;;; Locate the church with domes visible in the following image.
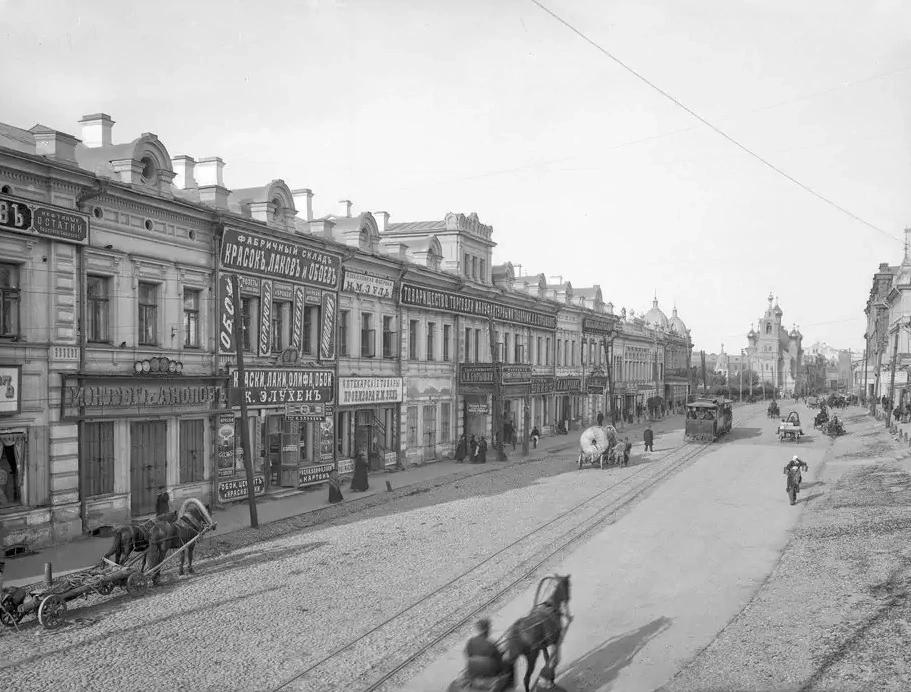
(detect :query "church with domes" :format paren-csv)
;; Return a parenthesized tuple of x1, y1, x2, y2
(745, 294, 803, 395)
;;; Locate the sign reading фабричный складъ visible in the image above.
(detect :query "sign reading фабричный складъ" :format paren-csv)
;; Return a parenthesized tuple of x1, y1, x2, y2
(400, 282, 556, 330)
(220, 228, 340, 289)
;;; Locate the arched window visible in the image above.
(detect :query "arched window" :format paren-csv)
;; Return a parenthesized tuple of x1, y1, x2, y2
(766, 322, 772, 334)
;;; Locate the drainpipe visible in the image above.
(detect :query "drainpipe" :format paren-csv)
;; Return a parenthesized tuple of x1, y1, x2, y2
(395, 265, 408, 469)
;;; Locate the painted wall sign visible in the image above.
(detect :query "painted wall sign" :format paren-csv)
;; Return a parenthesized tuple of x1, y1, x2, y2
(457, 364, 532, 387)
(0, 365, 21, 415)
(238, 275, 261, 294)
(61, 375, 226, 420)
(217, 274, 237, 354)
(229, 368, 334, 406)
(342, 270, 395, 298)
(215, 413, 236, 477)
(284, 402, 331, 421)
(582, 316, 616, 335)
(555, 377, 582, 393)
(466, 402, 490, 415)
(531, 377, 555, 395)
(320, 291, 337, 360)
(338, 377, 403, 406)
(0, 193, 89, 244)
(298, 462, 334, 488)
(273, 283, 294, 301)
(220, 227, 340, 289)
(400, 282, 556, 330)
(217, 475, 265, 503)
(258, 279, 273, 356)
(501, 365, 532, 384)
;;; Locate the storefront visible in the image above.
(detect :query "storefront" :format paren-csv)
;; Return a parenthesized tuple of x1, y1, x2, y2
(555, 376, 582, 430)
(336, 376, 402, 472)
(222, 367, 336, 501)
(530, 376, 554, 431)
(585, 375, 607, 424)
(459, 364, 531, 444)
(61, 371, 226, 530)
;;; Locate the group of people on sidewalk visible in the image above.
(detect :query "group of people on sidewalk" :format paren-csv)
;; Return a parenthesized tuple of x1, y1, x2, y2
(454, 434, 489, 463)
(327, 449, 371, 504)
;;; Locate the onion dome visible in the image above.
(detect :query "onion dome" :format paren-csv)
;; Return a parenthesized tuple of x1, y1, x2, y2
(747, 324, 756, 339)
(669, 306, 687, 334)
(644, 298, 669, 329)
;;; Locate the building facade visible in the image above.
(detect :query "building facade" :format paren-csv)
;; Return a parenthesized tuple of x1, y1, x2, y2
(744, 294, 803, 396)
(0, 111, 694, 549)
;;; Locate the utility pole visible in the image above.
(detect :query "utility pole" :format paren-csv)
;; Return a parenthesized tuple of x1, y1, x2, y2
(230, 274, 259, 529)
(862, 337, 870, 407)
(606, 333, 617, 426)
(487, 314, 507, 461)
(700, 350, 707, 394)
(888, 329, 899, 427)
(739, 349, 744, 403)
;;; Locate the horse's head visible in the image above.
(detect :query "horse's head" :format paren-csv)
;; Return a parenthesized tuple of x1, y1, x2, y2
(179, 498, 216, 532)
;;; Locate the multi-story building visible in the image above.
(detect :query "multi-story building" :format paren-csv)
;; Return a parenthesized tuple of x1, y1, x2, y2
(744, 294, 803, 396)
(0, 110, 695, 549)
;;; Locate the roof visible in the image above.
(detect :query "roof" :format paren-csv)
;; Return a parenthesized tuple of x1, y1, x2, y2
(385, 220, 446, 233)
(0, 122, 36, 154)
(688, 398, 733, 407)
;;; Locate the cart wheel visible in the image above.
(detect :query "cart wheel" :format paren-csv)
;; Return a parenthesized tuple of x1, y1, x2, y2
(38, 594, 67, 630)
(1, 600, 22, 627)
(126, 572, 150, 597)
(97, 581, 115, 596)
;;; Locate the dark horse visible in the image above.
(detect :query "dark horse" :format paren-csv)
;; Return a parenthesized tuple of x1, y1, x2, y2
(503, 575, 572, 692)
(102, 511, 177, 567)
(146, 499, 215, 582)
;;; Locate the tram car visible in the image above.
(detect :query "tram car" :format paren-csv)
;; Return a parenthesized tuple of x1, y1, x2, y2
(685, 397, 733, 442)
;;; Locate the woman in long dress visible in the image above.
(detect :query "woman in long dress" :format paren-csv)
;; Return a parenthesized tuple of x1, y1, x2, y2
(328, 469, 344, 503)
(350, 450, 370, 492)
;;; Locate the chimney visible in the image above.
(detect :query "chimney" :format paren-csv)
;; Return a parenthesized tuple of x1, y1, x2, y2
(292, 188, 313, 221)
(79, 113, 114, 148)
(338, 200, 352, 218)
(195, 157, 225, 187)
(171, 155, 196, 189)
(196, 157, 228, 209)
(373, 211, 389, 233)
(29, 125, 80, 163)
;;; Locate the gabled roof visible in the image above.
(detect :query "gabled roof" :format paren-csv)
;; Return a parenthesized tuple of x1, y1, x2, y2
(0, 123, 36, 153)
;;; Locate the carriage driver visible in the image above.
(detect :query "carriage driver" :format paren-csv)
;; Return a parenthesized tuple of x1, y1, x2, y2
(464, 618, 509, 682)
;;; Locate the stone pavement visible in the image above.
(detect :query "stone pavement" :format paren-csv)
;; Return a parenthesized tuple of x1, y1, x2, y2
(2, 413, 686, 588)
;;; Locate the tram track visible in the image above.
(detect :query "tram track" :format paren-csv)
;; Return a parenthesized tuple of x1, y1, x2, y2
(271, 437, 715, 692)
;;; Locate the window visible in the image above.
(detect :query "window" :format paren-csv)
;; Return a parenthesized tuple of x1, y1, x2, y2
(407, 406, 418, 446)
(82, 422, 114, 497)
(179, 419, 205, 482)
(87, 275, 109, 343)
(443, 324, 451, 361)
(556, 340, 562, 366)
(338, 310, 350, 356)
(409, 320, 419, 359)
(0, 264, 19, 339)
(514, 336, 522, 364)
(474, 329, 481, 362)
(503, 333, 510, 363)
(464, 253, 471, 277)
(546, 337, 551, 365)
(440, 402, 451, 443)
(182, 289, 200, 348)
(271, 301, 287, 352)
(472, 257, 478, 279)
(382, 315, 396, 359)
(423, 404, 437, 451)
(571, 340, 577, 366)
(464, 327, 472, 362)
(138, 282, 158, 346)
(426, 322, 436, 361)
(241, 297, 255, 352)
(537, 337, 543, 365)
(766, 322, 772, 334)
(303, 305, 319, 355)
(361, 313, 375, 357)
(479, 260, 486, 283)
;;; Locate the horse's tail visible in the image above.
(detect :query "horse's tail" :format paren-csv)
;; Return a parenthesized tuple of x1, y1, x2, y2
(178, 497, 213, 526)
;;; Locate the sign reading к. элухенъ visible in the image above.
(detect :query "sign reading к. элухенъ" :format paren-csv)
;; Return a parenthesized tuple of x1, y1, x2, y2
(400, 282, 556, 330)
(220, 227, 340, 289)
(337, 377, 403, 406)
(229, 368, 334, 407)
(0, 193, 89, 244)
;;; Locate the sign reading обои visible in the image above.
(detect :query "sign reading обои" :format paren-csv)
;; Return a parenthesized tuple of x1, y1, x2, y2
(229, 368, 334, 406)
(338, 377, 403, 405)
(220, 228, 340, 289)
(400, 283, 556, 330)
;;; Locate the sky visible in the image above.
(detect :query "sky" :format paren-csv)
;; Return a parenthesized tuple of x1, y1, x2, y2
(3, 0, 910, 354)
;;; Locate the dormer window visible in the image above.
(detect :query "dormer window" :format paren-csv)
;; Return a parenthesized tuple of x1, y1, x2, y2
(271, 197, 282, 221)
(140, 156, 157, 184)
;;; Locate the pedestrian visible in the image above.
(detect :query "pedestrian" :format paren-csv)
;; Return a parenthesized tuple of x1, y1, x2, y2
(478, 436, 488, 463)
(328, 469, 343, 503)
(623, 436, 632, 466)
(596, 411, 604, 427)
(643, 425, 654, 452)
(350, 448, 369, 492)
(155, 488, 171, 518)
(531, 425, 540, 449)
(455, 433, 467, 462)
(469, 435, 479, 462)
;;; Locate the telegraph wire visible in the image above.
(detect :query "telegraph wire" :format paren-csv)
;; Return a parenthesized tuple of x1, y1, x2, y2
(528, 0, 902, 245)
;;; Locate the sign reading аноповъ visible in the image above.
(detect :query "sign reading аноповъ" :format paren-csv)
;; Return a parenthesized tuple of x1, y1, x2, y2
(400, 282, 556, 330)
(220, 227, 341, 289)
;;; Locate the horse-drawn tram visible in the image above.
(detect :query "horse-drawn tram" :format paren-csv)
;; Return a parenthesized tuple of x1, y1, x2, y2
(684, 397, 733, 442)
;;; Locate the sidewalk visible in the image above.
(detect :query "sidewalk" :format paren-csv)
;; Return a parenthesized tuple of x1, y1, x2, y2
(3, 423, 594, 588)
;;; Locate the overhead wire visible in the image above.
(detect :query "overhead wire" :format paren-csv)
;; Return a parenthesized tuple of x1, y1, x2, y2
(528, 0, 903, 245)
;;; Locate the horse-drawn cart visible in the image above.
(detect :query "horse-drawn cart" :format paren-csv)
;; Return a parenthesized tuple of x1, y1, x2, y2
(777, 411, 803, 443)
(577, 425, 622, 470)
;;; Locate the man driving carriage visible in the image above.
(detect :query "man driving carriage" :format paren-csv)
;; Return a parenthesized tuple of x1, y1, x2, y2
(459, 618, 512, 690)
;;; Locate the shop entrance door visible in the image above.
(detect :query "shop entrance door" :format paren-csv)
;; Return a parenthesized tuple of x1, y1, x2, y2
(130, 421, 167, 515)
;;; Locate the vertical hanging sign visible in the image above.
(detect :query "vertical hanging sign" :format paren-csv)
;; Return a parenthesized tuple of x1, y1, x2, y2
(217, 274, 236, 354)
(259, 280, 273, 356)
(291, 286, 305, 353)
(320, 291, 336, 361)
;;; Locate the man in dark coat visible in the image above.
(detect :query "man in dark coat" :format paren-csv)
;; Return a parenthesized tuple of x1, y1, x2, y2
(643, 425, 654, 452)
(596, 411, 604, 427)
(469, 435, 479, 463)
(350, 450, 369, 492)
(478, 436, 488, 463)
(455, 433, 467, 462)
(623, 437, 632, 466)
(464, 618, 509, 682)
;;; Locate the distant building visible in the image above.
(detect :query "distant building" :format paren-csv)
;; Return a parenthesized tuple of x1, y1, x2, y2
(744, 294, 803, 395)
